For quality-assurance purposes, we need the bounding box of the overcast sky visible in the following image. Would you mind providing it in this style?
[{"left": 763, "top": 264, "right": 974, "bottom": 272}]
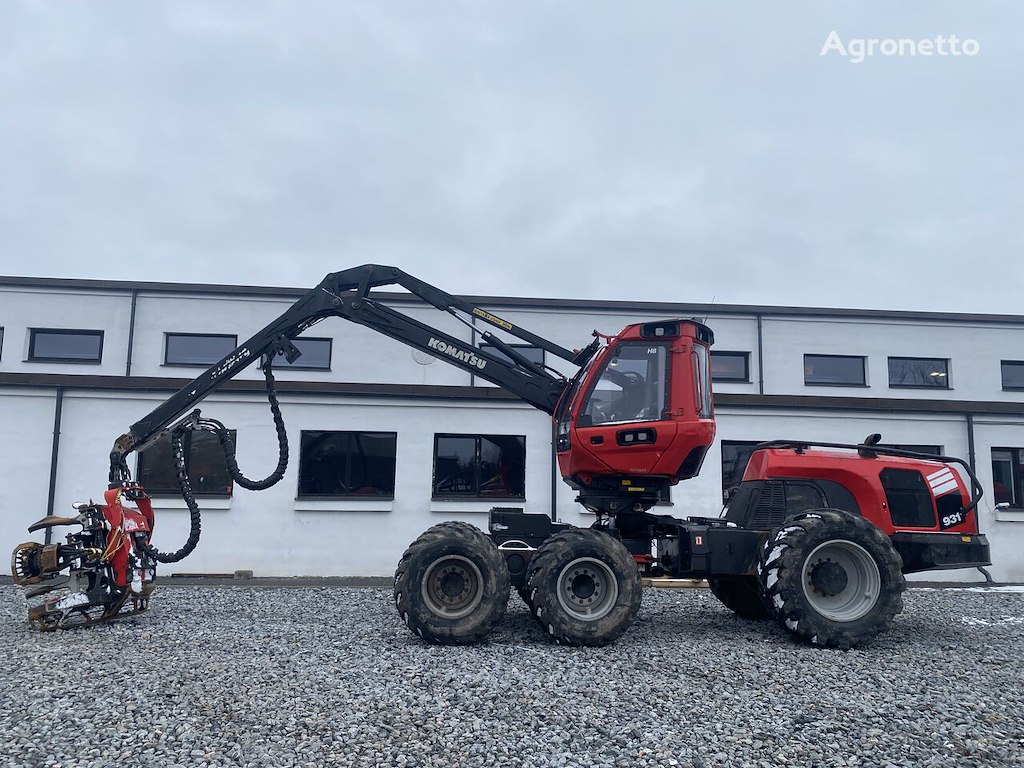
[{"left": 0, "top": 1, "right": 1020, "bottom": 312}]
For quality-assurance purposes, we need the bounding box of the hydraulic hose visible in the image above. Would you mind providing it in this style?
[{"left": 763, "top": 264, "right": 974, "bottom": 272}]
[
  {"left": 214, "top": 363, "right": 289, "bottom": 491},
  {"left": 139, "top": 362, "right": 289, "bottom": 564}
]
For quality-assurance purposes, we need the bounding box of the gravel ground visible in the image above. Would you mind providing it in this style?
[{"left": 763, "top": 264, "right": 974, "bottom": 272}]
[{"left": 1, "top": 585, "right": 1022, "bottom": 768}]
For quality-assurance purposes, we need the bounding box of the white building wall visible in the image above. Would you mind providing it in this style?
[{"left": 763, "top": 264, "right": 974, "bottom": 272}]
[
  {"left": 130, "top": 292, "right": 473, "bottom": 386},
  {"left": 3, "top": 279, "right": 1024, "bottom": 582},
  {"left": 0, "top": 389, "right": 57, "bottom": 554},
  {"left": 40, "top": 390, "right": 560, "bottom": 577},
  {"left": 0, "top": 287, "right": 132, "bottom": 375},
  {"left": 968, "top": 416, "right": 1024, "bottom": 582},
  {"left": 762, "top": 316, "right": 1024, "bottom": 401}
]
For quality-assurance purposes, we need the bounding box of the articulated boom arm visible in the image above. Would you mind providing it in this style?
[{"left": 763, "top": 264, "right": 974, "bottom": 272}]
[{"left": 109, "top": 264, "right": 596, "bottom": 484}]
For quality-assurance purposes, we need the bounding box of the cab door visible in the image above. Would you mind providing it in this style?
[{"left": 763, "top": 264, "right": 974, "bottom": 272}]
[{"left": 571, "top": 341, "right": 676, "bottom": 475}]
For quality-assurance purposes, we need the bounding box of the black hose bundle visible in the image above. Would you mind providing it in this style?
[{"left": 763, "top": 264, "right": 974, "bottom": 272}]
[{"left": 139, "top": 363, "right": 289, "bottom": 564}]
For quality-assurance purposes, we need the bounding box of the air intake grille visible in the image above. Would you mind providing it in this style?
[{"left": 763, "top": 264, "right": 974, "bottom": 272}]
[{"left": 750, "top": 481, "right": 787, "bottom": 529}]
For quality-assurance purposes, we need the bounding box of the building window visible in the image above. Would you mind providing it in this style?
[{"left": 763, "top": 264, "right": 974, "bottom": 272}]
[
  {"left": 136, "top": 431, "right": 234, "bottom": 496},
  {"left": 888, "top": 357, "right": 949, "bottom": 388},
  {"left": 1001, "top": 361, "right": 1024, "bottom": 390},
  {"left": 479, "top": 342, "right": 544, "bottom": 367},
  {"left": 803, "top": 354, "right": 866, "bottom": 386},
  {"left": 272, "top": 338, "right": 333, "bottom": 370},
  {"left": 722, "top": 440, "right": 763, "bottom": 499},
  {"left": 164, "top": 333, "right": 238, "bottom": 366},
  {"left": 992, "top": 448, "right": 1024, "bottom": 507},
  {"left": 27, "top": 328, "right": 104, "bottom": 363},
  {"left": 877, "top": 444, "right": 944, "bottom": 456},
  {"left": 433, "top": 434, "right": 526, "bottom": 499},
  {"left": 711, "top": 351, "right": 750, "bottom": 382},
  {"left": 298, "top": 431, "right": 397, "bottom": 497}
]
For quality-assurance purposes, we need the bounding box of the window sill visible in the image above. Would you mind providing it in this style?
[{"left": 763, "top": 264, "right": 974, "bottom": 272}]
[
  {"left": 995, "top": 508, "right": 1024, "bottom": 522},
  {"left": 294, "top": 499, "right": 393, "bottom": 513},
  {"left": 25, "top": 358, "right": 102, "bottom": 365},
  {"left": 430, "top": 499, "right": 523, "bottom": 514},
  {"left": 804, "top": 382, "right": 869, "bottom": 388},
  {"left": 147, "top": 496, "right": 232, "bottom": 510},
  {"left": 888, "top": 385, "right": 953, "bottom": 391}
]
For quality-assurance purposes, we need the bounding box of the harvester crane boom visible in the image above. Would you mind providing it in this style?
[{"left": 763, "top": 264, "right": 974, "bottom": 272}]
[{"left": 109, "top": 264, "right": 598, "bottom": 485}]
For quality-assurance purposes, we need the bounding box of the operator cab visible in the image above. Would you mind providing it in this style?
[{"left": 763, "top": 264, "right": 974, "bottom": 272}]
[{"left": 555, "top": 319, "right": 716, "bottom": 515}]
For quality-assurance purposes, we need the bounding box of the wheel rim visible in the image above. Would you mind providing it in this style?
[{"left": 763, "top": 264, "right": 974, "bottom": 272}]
[
  {"left": 421, "top": 555, "right": 484, "bottom": 619},
  {"left": 556, "top": 557, "right": 619, "bottom": 621},
  {"left": 801, "top": 539, "right": 881, "bottom": 622}
]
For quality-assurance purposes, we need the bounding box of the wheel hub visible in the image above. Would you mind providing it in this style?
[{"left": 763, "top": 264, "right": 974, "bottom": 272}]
[
  {"left": 421, "top": 555, "right": 484, "bottom": 619},
  {"left": 801, "top": 539, "right": 881, "bottom": 622},
  {"left": 556, "top": 557, "right": 618, "bottom": 621},
  {"left": 570, "top": 573, "right": 597, "bottom": 600},
  {"left": 440, "top": 570, "right": 468, "bottom": 601},
  {"left": 809, "top": 560, "right": 848, "bottom": 596}
]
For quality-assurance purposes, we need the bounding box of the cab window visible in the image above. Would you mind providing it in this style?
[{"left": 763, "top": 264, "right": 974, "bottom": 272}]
[
  {"left": 880, "top": 468, "right": 936, "bottom": 527},
  {"left": 580, "top": 343, "right": 669, "bottom": 426}
]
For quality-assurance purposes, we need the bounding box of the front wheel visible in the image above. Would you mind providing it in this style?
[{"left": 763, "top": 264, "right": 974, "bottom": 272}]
[
  {"left": 394, "top": 522, "right": 510, "bottom": 645},
  {"left": 758, "top": 509, "right": 905, "bottom": 649},
  {"left": 526, "top": 529, "right": 641, "bottom": 646}
]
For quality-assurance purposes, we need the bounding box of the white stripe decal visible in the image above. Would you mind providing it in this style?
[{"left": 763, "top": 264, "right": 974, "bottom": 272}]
[
  {"left": 927, "top": 468, "right": 953, "bottom": 481},
  {"left": 931, "top": 479, "right": 960, "bottom": 496},
  {"left": 927, "top": 473, "right": 955, "bottom": 488}
]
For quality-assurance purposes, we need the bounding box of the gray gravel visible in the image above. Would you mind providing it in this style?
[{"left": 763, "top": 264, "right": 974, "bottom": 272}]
[{"left": 1, "top": 585, "right": 1022, "bottom": 768}]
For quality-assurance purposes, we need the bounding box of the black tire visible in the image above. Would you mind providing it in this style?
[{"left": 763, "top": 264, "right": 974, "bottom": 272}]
[
  {"left": 708, "top": 577, "right": 771, "bottom": 620},
  {"left": 758, "top": 509, "right": 906, "bottom": 649},
  {"left": 525, "top": 528, "right": 642, "bottom": 646},
  {"left": 394, "top": 521, "right": 510, "bottom": 645}
]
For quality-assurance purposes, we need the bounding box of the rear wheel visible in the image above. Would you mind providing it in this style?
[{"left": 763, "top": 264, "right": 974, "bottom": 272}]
[
  {"left": 394, "top": 522, "right": 510, "bottom": 645},
  {"left": 526, "top": 529, "right": 641, "bottom": 646},
  {"left": 758, "top": 509, "right": 905, "bottom": 649},
  {"left": 708, "top": 577, "right": 771, "bottom": 620}
]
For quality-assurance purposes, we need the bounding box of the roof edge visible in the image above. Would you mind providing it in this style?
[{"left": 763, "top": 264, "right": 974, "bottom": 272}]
[{"left": 2, "top": 274, "right": 1024, "bottom": 325}]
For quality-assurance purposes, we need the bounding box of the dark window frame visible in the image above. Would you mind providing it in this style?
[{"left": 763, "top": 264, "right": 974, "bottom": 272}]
[
  {"left": 711, "top": 351, "right": 751, "bottom": 383},
  {"left": 27, "top": 328, "right": 104, "bottom": 364},
  {"left": 992, "top": 447, "right": 1024, "bottom": 509},
  {"left": 163, "top": 332, "right": 238, "bottom": 367},
  {"left": 803, "top": 354, "right": 867, "bottom": 387},
  {"left": 296, "top": 430, "right": 398, "bottom": 499},
  {"left": 1000, "top": 360, "right": 1024, "bottom": 391},
  {"left": 478, "top": 342, "right": 545, "bottom": 368},
  {"left": 432, "top": 433, "right": 527, "bottom": 500},
  {"left": 271, "top": 337, "right": 333, "bottom": 371},
  {"left": 876, "top": 444, "right": 944, "bottom": 456},
  {"left": 721, "top": 440, "right": 764, "bottom": 500},
  {"left": 136, "top": 430, "right": 235, "bottom": 497},
  {"left": 0, "top": 326, "right": 4, "bottom": 361},
  {"left": 887, "top": 356, "right": 951, "bottom": 389}
]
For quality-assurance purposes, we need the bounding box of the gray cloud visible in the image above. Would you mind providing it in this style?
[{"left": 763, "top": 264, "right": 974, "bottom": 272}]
[{"left": 0, "top": 1, "right": 1020, "bottom": 312}]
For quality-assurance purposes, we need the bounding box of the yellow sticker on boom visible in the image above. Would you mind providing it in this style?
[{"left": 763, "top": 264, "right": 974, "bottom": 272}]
[{"left": 472, "top": 307, "right": 514, "bottom": 331}]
